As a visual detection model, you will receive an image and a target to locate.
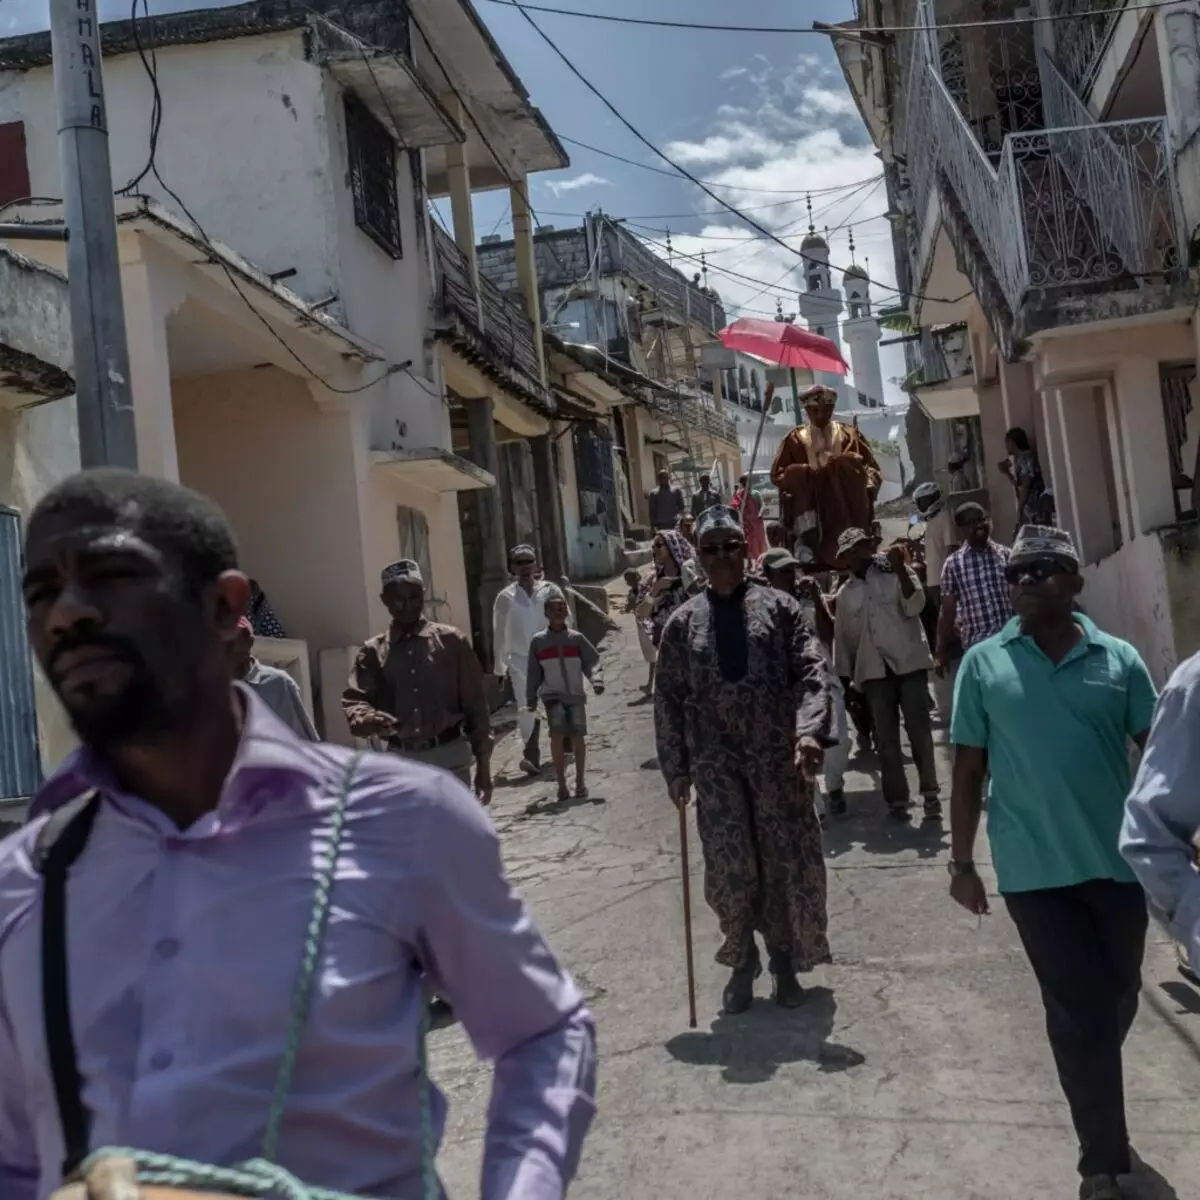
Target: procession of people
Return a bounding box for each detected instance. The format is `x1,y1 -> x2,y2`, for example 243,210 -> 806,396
0,442 -> 1192,1200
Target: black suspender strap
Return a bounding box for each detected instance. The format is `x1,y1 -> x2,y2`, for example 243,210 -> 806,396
34,790 -> 102,1180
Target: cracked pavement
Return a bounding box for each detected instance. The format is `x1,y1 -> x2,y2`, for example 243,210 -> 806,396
432,603 -> 1200,1198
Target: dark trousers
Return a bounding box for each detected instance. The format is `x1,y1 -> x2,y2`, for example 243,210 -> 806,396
862,669 -> 938,808
1005,880 -> 1148,1179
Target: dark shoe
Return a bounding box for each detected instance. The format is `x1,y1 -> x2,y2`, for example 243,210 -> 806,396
768,953 -> 805,1008
886,802 -> 911,821
922,796 -> 943,822
828,788 -> 847,817
1078,1176 -> 1122,1200
722,963 -> 757,1015
519,758 -> 542,777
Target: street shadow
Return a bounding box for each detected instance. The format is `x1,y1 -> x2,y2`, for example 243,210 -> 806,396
522,793 -> 608,818
640,757 -> 659,771
1159,979 -> 1200,1016
1128,1152 -> 1181,1200
664,986 -> 865,1084
823,800 -> 949,861
627,694 -> 654,708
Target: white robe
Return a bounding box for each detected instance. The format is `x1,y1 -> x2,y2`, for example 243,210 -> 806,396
493,580 -> 564,742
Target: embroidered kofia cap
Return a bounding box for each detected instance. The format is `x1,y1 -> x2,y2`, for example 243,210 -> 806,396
1010,525 -> 1080,571
836,526 -> 876,558
695,505 -> 743,540
381,559 -> 424,587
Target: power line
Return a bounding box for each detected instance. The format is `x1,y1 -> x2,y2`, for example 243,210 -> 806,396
507,0 -> 969,307
483,0 -> 1180,35
556,133 -> 886,195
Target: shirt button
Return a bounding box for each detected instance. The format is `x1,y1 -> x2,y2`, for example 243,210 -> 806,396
155,938 -> 181,960
149,1049 -> 173,1071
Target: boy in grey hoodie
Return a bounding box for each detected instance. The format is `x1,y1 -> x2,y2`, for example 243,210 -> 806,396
526,589 -> 605,801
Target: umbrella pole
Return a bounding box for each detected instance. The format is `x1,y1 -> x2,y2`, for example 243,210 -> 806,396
790,368 -> 802,426
745,382 -> 774,484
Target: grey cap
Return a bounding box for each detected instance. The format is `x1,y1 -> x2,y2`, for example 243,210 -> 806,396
1011,525 -> 1080,570
381,559 -> 423,587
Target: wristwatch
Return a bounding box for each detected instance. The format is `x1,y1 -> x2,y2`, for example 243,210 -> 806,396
947,859 -> 976,878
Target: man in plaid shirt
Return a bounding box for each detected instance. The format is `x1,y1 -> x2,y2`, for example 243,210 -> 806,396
935,502 -> 1013,715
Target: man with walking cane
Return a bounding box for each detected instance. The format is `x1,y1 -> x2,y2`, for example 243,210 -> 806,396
654,505 -> 835,1016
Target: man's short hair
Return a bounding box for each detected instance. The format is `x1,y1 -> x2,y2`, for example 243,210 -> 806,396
28,469 -> 239,589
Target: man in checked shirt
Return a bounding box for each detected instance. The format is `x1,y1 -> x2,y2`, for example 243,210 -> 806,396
934,501 -> 1013,721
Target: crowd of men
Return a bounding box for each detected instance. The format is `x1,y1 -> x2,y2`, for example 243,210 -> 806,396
0,438 -> 1197,1200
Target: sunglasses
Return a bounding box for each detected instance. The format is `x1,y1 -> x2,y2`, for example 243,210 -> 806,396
699,539 -> 745,558
1005,560 -> 1069,585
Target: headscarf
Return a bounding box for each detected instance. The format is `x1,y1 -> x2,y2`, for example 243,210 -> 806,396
639,529 -> 698,645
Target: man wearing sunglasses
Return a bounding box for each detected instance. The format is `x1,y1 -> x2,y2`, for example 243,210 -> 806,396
948,526 -> 1157,1200
654,506 -> 835,1014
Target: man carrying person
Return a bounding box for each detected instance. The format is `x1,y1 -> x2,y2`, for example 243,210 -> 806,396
343,559 -> 492,803
770,384 -> 882,569
949,526 -> 1156,1200
655,506 -> 834,1014
649,469 -> 685,532
762,547 -> 851,819
231,616 -> 318,740
691,472 -> 722,517
833,527 -> 940,821
935,501 -> 1013,722
494,544 -> 564,775
1,469 -> 595,1200
526,588 -> 606,802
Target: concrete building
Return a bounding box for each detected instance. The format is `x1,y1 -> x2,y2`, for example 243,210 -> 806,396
0,0 -> 568,760
478,212 -> 743,532
833,0 -> 1200,683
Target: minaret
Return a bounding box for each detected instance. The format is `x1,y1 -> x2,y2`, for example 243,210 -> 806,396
841,236 -> 884,408
794,196 -> 847,406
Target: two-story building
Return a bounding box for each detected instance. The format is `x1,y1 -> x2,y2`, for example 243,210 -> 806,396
478,212 -> 743,538
832,0 -> 1200,683
0,0 -> 568,770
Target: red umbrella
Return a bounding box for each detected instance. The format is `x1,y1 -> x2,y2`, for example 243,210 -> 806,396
718,318 -> 849,374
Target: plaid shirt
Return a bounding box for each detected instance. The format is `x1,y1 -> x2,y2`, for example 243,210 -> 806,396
940,541 -> 1013,649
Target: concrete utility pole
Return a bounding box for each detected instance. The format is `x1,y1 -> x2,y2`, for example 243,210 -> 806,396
50,0 -> 138,468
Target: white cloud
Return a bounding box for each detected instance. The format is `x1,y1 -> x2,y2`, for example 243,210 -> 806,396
630,56 -> 908,403
720,66 -> 749,81
544,172 -> 612,196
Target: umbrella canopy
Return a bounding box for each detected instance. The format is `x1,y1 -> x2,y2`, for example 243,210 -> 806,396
718,318 -> 849,375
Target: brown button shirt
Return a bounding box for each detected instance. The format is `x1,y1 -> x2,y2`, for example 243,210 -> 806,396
342,621 -> 492,758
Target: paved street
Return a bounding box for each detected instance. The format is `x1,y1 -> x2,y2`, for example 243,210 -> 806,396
434,599 -> 1200,1199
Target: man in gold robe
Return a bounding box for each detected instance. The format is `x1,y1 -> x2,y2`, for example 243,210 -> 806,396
770,384 -> 882,569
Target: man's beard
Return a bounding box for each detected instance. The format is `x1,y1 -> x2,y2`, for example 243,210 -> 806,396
49,636 -> 195,749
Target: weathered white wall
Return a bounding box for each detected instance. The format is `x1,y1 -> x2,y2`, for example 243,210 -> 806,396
1081,532 -> 1177,686
172,367 -> 375,665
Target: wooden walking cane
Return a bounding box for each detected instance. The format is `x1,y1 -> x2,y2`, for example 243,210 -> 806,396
678,799 -> 698,1029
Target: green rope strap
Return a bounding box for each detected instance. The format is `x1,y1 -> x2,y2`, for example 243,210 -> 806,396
78,751 -> 440,1199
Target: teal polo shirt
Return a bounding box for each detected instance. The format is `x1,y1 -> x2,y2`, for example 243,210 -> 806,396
951,615 -> 1157,894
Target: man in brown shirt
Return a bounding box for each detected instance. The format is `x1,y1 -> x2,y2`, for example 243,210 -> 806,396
342,560 -> 493,804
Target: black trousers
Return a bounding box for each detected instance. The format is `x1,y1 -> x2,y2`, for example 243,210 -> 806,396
1005,880 -> 1148,1179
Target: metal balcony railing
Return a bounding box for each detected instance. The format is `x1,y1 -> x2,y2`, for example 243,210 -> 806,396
1049,0 -> 1128,99
899,0 -> 1183,320
432,221 -> 544,397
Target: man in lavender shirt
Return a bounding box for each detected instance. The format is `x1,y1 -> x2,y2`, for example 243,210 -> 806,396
0,469 -> 595,1200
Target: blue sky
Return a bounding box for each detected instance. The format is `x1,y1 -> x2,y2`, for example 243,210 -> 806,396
1,0 -> 905,396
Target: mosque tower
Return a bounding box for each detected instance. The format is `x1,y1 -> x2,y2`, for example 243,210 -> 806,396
840,232 -> 884,408
793,196 -> 849,405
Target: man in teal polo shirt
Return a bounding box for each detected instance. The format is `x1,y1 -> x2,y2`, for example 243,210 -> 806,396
947,525 -> 1156,1200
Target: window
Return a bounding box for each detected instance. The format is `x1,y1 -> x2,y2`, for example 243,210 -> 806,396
397,506 -> 443,617
346,95 -> 402,259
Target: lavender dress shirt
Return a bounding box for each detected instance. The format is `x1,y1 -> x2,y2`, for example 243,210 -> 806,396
0,689 -> 595,1200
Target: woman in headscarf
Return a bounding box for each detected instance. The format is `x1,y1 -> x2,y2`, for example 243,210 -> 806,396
654,505 -> 834,1015
732,474 -> 768,562
633,529 -> 701,694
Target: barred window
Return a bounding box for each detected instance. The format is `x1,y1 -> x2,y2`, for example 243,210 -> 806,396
345,94 -> 402,259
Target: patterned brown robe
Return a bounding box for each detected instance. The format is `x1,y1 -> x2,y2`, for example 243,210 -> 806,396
654,583 -> 834,974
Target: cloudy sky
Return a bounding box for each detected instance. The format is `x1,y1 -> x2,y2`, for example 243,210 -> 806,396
0,0 -> 905,398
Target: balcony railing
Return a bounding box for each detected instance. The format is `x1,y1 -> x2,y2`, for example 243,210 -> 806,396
899,0 -> 1183,324
432,221 -> 546,401
1050,0 -> 1127,99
